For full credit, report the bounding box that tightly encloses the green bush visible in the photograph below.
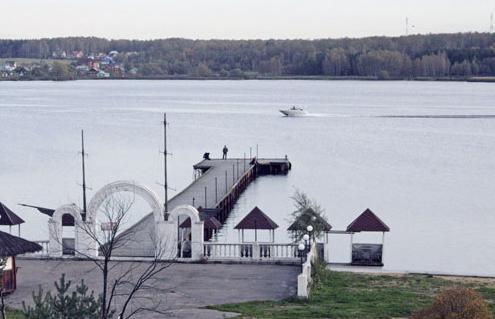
[22,274,105,319]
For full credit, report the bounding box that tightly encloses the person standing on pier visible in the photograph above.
[222,145,228,159]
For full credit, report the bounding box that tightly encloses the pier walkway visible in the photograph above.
[113,158,291,257]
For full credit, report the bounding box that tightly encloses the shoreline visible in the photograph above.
[1,76,495,82]
[328,264,495,281]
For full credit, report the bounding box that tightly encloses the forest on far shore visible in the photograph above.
[1,32,495,80]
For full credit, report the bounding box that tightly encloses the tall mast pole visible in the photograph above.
[81,130,87,219]
[163,113,168,215]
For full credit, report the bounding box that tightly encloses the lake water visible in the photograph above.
[1,80,494,277]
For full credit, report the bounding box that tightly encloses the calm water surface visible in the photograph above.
[0,80,494,276]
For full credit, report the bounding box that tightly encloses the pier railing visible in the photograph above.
[203,242,300,261]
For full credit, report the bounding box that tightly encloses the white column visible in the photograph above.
[252,242,260,259]
[75,221,98,258]
[156,221,177,260]
[191,221,204,261]
[48,219,62,257]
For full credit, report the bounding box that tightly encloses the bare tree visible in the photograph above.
[54,193,174,319]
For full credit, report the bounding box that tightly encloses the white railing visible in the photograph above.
[297,241,318,298]
[21,240,49,257]
[203,242,300,261]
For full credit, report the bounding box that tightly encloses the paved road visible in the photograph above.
[7,259,298,318]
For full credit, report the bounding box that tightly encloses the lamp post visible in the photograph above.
[302,233,310,256]
[306,225,313,249]
[298,242,305,272]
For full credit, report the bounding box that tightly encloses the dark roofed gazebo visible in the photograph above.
[0,202,25,236]
[346,209,390,267]
[234,207,278,242]
[287,207,332,244]
[180,214,222,241]
[0,230,42,293]
[287,208,332,231]
[347,208,390,232]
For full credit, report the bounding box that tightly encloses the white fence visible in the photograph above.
[203,242,300,261]
[297,241,318,298]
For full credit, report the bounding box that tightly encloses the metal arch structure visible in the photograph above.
[87,180,164,224]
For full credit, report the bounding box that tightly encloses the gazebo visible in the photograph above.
[287,207,332,242]
[234,207,278,242]
[0,202,25,236]
[0,231,42,293]
[346,208,390,266]
[179,211,222,241]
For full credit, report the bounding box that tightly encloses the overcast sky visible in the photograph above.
[1,0,494,40]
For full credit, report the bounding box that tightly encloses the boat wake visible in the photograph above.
[377,114,495,119]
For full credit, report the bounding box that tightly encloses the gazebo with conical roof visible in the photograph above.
[0,202,25,236]
[346,208,390,266]
[287,207,332,242]
[234,207,278,242]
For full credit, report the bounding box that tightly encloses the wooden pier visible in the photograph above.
[113,157,291,256]
[192,158,291,225]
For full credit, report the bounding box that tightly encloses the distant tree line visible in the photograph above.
[2,33,495,79]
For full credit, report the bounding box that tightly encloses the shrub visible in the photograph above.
[412,287,493,319]
[22,274,104,319]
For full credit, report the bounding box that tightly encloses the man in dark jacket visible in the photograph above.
[222,145,228,159]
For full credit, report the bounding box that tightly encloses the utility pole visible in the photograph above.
[80,130,87,220]
[405,17,409,36]
[162,113,169,216]
[491,13,494,33]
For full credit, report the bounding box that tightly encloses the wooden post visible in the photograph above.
[225,170,228,193]
[215,177,218,204]
[204,186,207,208]
[243,153,246,172]
[232,164,235,184]
[350,233,354,264]
[382,232,385,265]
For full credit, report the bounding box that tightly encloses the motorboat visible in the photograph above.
[279,106,308,117]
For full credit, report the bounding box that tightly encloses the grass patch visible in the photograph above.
[210,263,495,319]
[5,308,27,319]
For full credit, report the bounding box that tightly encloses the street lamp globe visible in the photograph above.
[302,234,309,241]
[306,225,313,232]
[298,243,305,251]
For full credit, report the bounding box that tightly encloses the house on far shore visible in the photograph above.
[1,61,17,77]
[97,70,110,78]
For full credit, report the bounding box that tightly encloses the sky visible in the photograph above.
[0,0,494,40]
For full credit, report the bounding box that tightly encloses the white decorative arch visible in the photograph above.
[160,205,204,260]
[167,205,201,223]
[87,180,164,224]
[48,204,83,257]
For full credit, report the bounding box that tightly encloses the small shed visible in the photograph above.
[0,202,25,236]
[234,207,278,242]
[346,209,390,266]
[0,231,42,293]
